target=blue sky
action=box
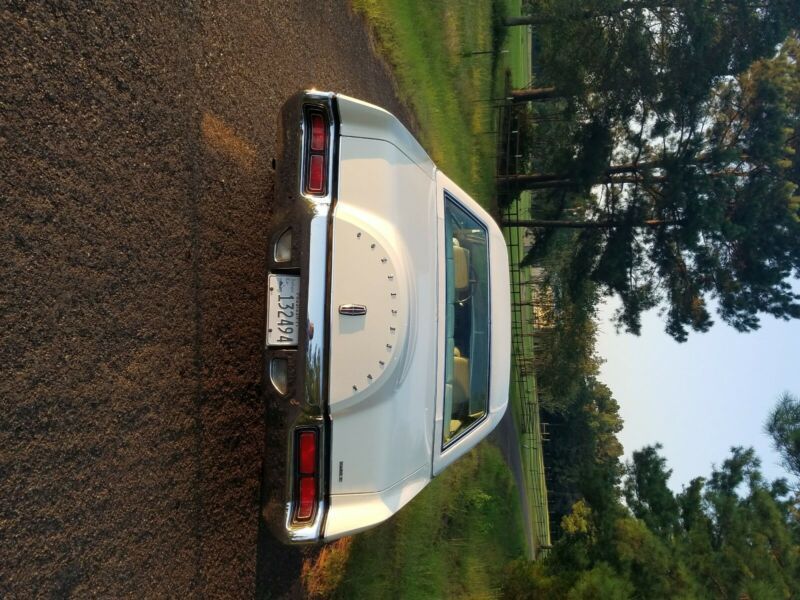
[596,294,800,492]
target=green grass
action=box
[505,0,530,88]
[503,194,553,556]
[335,444,525,599]
[352,0,506,207]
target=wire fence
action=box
[495,95,553,557]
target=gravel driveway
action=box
[1,2,412,596]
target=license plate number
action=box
[267,274,301,346]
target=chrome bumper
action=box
[261,91,337,544]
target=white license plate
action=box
[267,274,301,346]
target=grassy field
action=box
[334,444,525,599]
[493,0,552,558]
[506,8,530,88]
[351,0,510,207]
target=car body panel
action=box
[324,465,431,540]
[336,94,436,179]
[327,134,437,499]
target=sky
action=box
[596,293,800,493]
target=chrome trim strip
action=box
[261,90,338,544]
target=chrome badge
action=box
[338,304,367,316]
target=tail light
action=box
[294,429,319,522]
[308,155,325,193]
[310,113,326,151]
[304,108,329,196]
[298,430,317,474]
[297,477,316,521]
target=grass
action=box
[333,444,525,599]
[505,0,530,88]
[351,0,506,207]
[503,191,553,556]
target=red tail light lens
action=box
[304,107,329,196]
[297,477,316,521]
[294,429,319,523]
[298,430,317,475]
[308,154,324,193]
[310,113,326,151]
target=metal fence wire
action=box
[495,96,553,557]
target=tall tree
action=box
[509,32,800,340]
[623,444,680,537]
[506,442,800,598]
[766,392,800,479]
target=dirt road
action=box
[1,2,411,596]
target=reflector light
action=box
[270,358,289,395]
[297,477,316,521]
[274,228,292,263]
[310,113,326,151]
[298,431,317,475]
[308,154,324,193]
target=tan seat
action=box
[453,245,470,292]
[452,347,470,415]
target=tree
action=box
[542,379,625,527]
[694,447,800,597]
[531,443,800,598]
[766,392,800,479]
[508,0,800,112]
[566,562,634,600]
[623,444,680,537]
[509,86,561,103]
[507,0,800,46]
[507,32,800,340]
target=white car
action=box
[261,91,511,543]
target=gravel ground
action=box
[1,2,412,597]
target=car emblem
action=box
[339,304,367,316]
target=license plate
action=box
[267,274,301,346]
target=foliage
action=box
[514,2,800,341]
[561,500,594,537]
[527,224,604,409]
[542,379,625,528]
[623,444,679,537]
[766,391,800,480]
[566,562,634,600]
[504,443,800,598]
[501,558,562,599]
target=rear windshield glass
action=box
[443,193,490,446]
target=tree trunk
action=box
[494,156,748,189]
[510,87,561,103]
[503,2,669,26]
[497,162,665,187]
[504,15,561,27]
[500,218,682,228]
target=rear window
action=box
[443,193,490,446]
